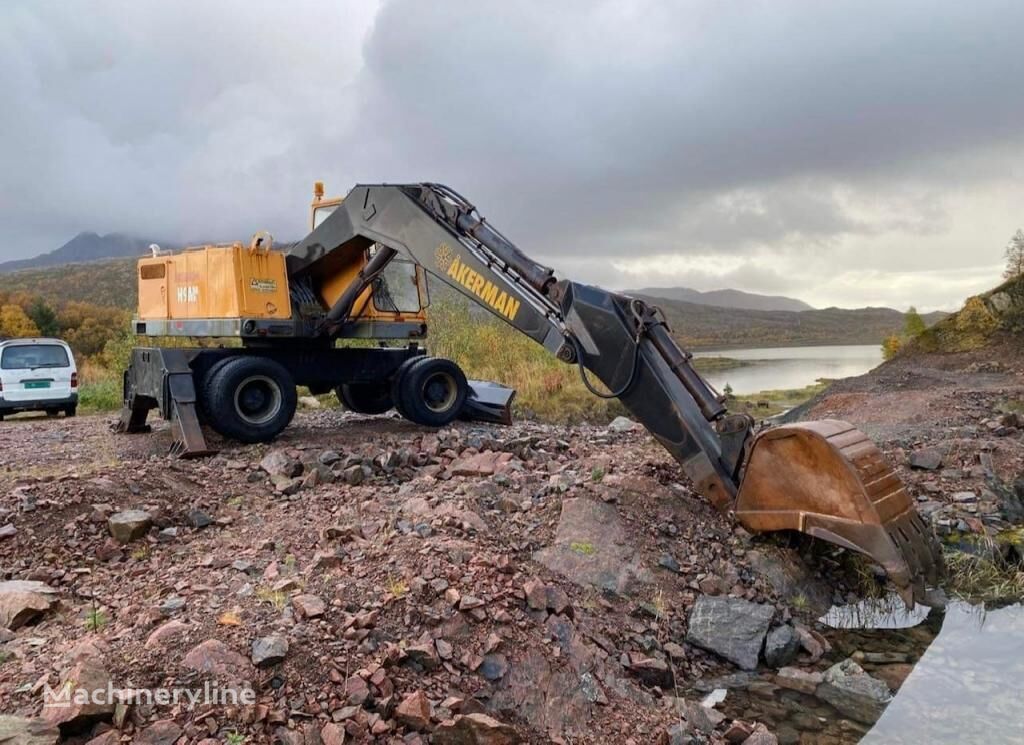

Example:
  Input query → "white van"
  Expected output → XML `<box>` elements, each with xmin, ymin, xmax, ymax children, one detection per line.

<box><xmin>0</xmin><ymin>338</ymin><xmax>78</xmax><ymax>419</ymax></box>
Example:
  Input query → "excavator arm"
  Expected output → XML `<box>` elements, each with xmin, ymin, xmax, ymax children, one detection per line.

<box><xmin>287</xmin><ymin>183</ymin><xmax>944</xmax><ymax>602</ymax></box>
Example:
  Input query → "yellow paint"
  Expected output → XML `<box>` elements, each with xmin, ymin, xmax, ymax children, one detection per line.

<box><xmin>137</xmin><ymin>243</ymin><xmax>291</xmax><ymax>320</ymax></box>
<box><xmin>444</xmin><ymin>255</ymin><xmax>520</xmax><ymax>321</ymax></box>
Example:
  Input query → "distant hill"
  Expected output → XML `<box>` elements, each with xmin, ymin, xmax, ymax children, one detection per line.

<box><xmin>632</xmin><ymin>293</ymin><xmax>947</xmax><ymax>349</ymax></box>
<box><xmin>628</xmin><ymin>286</ymin><xmax>814</xmax><ymax>312</ymax></box>
<box><xmin>0</xmin><ymin>232</ymin><xmax>158</xmax><ymax>273</ymax></box>
<box><xmin>0</xmin><ymin>255</ymin><xmax>948</xmax><ymax>350</ymax></box>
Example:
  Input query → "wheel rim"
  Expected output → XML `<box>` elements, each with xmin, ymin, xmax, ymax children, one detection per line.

<box><xmin>421</xmin><ymin>371</ymin><xmax>458</xmax><ymax>413</ymax></box>
<box><xmin>233</xmin><ymin>375</ymin><xmax>283</xmax><ymax>425</ymax></box>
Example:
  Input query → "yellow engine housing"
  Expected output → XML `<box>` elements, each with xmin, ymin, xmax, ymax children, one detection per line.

<box><xmin>137</xmin><ymin>242</ymin><xmax>292</xmax><ymax>322</ymax></box>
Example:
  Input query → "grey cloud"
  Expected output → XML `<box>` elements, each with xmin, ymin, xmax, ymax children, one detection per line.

<box><xmin>0</xmin><ymin>0</ymin><xmax>1021</xmax><ymax>310</ymax></box>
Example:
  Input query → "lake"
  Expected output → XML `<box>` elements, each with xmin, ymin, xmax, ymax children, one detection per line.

<box><xmin>693</xmin><ymin>344</ymin><xmax>884</xmax><ymax>396</ymax></box>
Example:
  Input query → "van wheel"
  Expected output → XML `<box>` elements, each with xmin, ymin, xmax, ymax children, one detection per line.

<box><xmin>65</xmin><ymin>406</ymin><xmax>77</xmax><ymax>418</ymax></box>
<box><xmin>336</xmin><ymin>383</ymin><xmax>393</xmax><ymax>415</ymax></box>
<box><xmin>392</xmin><ymin>357</ymin><xmax>468</xmax><ymax>428</ymax></box>
<box><xmin>46</xmin><ymin>409</ymin><xmax>58</xmax><ymax>418</ymax></box>
<box><xmin>202</xmin><ymin>356</ymin><xmax>297</xmax><ymax>443</ymax></box>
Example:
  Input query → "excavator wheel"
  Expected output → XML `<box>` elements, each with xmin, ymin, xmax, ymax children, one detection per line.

<box><xmin>390</xmin><ymin>357</ymin><xmax>422</xmax><ymax>422</ymax></box>
<box><xmin>392</xmin><ymin>357</ymin><xmax>468</xmax><ymax>428</ymax></box>
<box><xmin>336</xmin><ymin>382</ymin><xmax>393</xmax><ymax>415</ymax></box>
<box><xmin>202</xmin><ymin>356</ymin><xmax>298</xmax><ymax>443</ymax></box>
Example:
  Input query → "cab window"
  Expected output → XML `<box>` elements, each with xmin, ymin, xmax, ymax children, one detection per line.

<box><xmin>313</xmin><ymin>205</ymin><xmax>337</xmax><ymax>229</ymax></box>
<box><xmin>372</xmin><ymin>259</ymin><xmax>422</xmax><ymax>314</ymax></box>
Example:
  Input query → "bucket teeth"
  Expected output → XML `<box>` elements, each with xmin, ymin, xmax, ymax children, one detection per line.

<box><xmin>733</xmin><ymin>419</ymin><xmax>945</xmax><ymax>604</ymax></box>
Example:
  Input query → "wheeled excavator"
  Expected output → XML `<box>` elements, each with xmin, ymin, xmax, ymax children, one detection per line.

<box><xmin>118</xmin><ymin>182</ymin><xmax>944</xmax><ymax>602</ymax></box>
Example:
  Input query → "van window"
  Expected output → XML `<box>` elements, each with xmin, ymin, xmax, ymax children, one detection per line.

<box><xmin>1</xmin><ymin>344</ymin><xmax>70</xmax><ymax>370</ymax></box>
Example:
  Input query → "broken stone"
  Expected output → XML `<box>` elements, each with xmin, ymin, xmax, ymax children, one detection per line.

<box><xmin>478</xmin><ymin>653</ymin><xmax>509</xmax><ymax>681</ymax></box>
<box><xmin>816</xmin><ymin>658</ymin><xmax>892</xmax><ymax>724</ymax></box>
<box><xmin>395</xmin><ymin>690</ymin><xmax>433</xmax><ymax>731</ymax></box>
<box><xmin>522</xmin><ymin>578</ymin><xmax>547</xmax><ymax>611</ymax></box>
<box><xmin>292</xmin><ymin>594</ymin><xmax>326</xmax><ymax>619</ymax></box>
<box><xmin>107</xmin><ymin>509</ymin><xmax>152</xmax><ymax>543</ymax></box>
<box><xmin>433</xmin><ymin>713</ymin><xmax>521</xmax><ymax>744</ymax></box>
<box><xmin>0</xmin><ymin>716</ymin><xmax>59</xmax><ymax>744</ymax></box>
<box><xmin>534</xmin><ymin>498</ymin><xmax>652</xmax><ymax>595</ymax></box>
<box><xmin>182</xmin><ymin>639</ymin><xmax>253</xmax><ymax>683</ymax></box>
<box><xmin>260</xmin><ymin>450</ymin><xmax>302</xmax><ymax>477</ymax></box>
<box><xmin>145</xmin><ymin>619</ymin><xmax>189</xmax><ymax>649</ymax></box>
<box><xmin>628</xmin><ymin>655</ymin><xmax>673</xmax><ymax>688</ymax></box>
<box><xmin>134</xmin><ymin>720</ymin><xmax>183</xmax><ymax>745</ymax></box>
<box><xmin>775</xmin><ymin>667</ymin><xmax>823</xmax><ymax>695</ymax></box>
<box><xmin>686</xmin><ymin>595</ymin><xmax>773</xmax><ymax>670</ymax></box>
<box><xmin>0</xmin><ymin>580</ymin><xmax>58</xmax><ymax>630</ymax></box>
<box><xmin>607</xmin><ymin>416</ymin><xmax>637</xmax><ymax>433</ymax></box>
<box><xmin>251</xmin><ymin>635</ymin><xmax>289</xmax><ymax>667</ymax></box>
<box><xmin>187</xmin><ymin>509</ymin><xmax>213</xmax><ymax>529</ymax></box>
<box><xmin>42</xmin><ymin>655</ymin><xmax>115</xmax><ymax>732</ymax></box>
<box><xmin>763</xmin><ymin>625</ymin><xmax>800</xmax><ymax>668</ymax></box>
<box><xmin>908</xmin><ymin>448</ymin><xmax>943</xmax><ymax>470</ymax></box>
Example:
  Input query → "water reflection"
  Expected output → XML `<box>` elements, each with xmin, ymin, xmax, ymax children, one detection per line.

<box><xmin>818</xmin><ymin>594</ymin><xmax>932</xmax><ymax>630</ymax></box>
<box><xmin>694</xmin><ymin>345</ymin><xmax>883</xmax><ymax>395</ymax></box>
<box><xmin>862</xmin><ymin>602</ymin><xmax>1024</xmax><ymax>744</ymax></box>
<box><xmin>691</xmin><ymin>599</ymin><xmax>1024</xmax><ymax>743</ymax></box>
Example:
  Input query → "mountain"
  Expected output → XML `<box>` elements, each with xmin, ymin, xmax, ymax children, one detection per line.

<box><xmin>628</xmin><ymin>286</ymin><xmax>814</xmax><ymax>312</ymax></box>
<box><xmin>0</xmin><ymin>232</ymin><xmax>158</xmax><ymax>273</ymax></box>
<box><xmin>632</xmin><ymin>293</ymin><xmax>947</xmax><ymax>349</ymax></box>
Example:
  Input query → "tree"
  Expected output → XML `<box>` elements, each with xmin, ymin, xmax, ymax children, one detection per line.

<box><xmin>882</xmin><ymin>333</ymin><xmax>902</xmax><ymax>361</ymax></box>
<box><xmin>0</xmin><ymin>305</ymin><xmax>41</xmax><ymax>338</ymax></box>
<box><xmin>1006</xmin><ymin>229</ymin><xmax>1024</xmax><ymax>279</ymax></box>
<box><xmin>26</xmin><ymin>299</ymin><xmax>59</xmax><ymax>337</ymax></box>
<box><xmin>903</xmin><ymin>306</ymin><xmax>926</xmax><ymax>338</ymax></box>
<box><xmin>723</xmin><ymin>382</ymin><xmax>734</xmax><ymax>399</ymax></box>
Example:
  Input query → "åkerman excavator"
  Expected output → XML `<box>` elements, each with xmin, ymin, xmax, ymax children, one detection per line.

<box><xmin>117</xmin><ymin>182</ymin><xmax>944</xmax><ymax>602</ymax></box>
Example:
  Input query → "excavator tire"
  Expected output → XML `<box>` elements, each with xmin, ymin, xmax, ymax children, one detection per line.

<box><xmin>392</xmin><ymin>356</ymin><xmax>468</xmax><ymax>428</ymax></box>
<box><xmin>202</xmin><ymin>356</ymin><xmax>297</xmax><ymax>443</ymax></box>
<box><xmin>337</xmin><ymin>382</ymin><xmax>393</xmax><ymax>415</ymax></box>
<box><xmin>390</xmin><ymin>357</ymin><xmax>422</xmax><ymax>422</ymax></box>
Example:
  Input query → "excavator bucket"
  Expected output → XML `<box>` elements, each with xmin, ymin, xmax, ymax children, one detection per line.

<box><xmin>734</xmin><ymin>419</ymin><xmax>944</xmax><ymax>604</ymax></box>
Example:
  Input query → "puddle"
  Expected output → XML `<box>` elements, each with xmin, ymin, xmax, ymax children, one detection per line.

<box><xmin>862</xmin><ymin>601</ymin><xmax>1024</xmax><ymax>744</ymax></box>
<box><xmin>818</xmin><ymin>593</ymin><xmax>932</xmax><ymax>630</ymax></box>
<box><xmin>689</xmin><ymin>598</ymin><xmax>1024</xmax><ymax>744</ymax></box>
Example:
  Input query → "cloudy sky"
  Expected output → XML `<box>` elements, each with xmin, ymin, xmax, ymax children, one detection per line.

<box><xmin>2</xmin><ymin>1</ymin><xmax>1022</xmax><ymax>311</ymax></box>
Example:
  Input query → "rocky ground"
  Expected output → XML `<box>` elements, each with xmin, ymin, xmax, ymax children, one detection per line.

<box><xmin>0</xmin><ymin>339</ymin><xmax>1020</xmax><ymax>745</ymax></box>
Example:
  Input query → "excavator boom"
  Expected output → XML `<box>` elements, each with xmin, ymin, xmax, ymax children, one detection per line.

<box><xmin>287</xmin><ymin>183</ymin><xmax>944</xmax><ymax>602</ymax></box>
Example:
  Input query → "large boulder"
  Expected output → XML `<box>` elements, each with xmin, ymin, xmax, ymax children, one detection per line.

<box><xmin>41</xmin><ymin>655</ymin><xmax>115</xmax><ymax>732</ymax></box>
<box><xmin>534</xmin><ymin>498</ymin><xmax>652</xmax><ymax>595</ymax></box>
<box><xmin>685</xmin><ymin>596</ymin><xmax>773</xmax><ymax>670</ymax></box>
<box><xmin>815</xmin><ymin>658</ymin><xmax>892</xmax><ymax>724</ymax></box>
<box><xmin>0</xmin><ymin>580</ymin><xmax>58</xmax><ymax>630</ymax></box>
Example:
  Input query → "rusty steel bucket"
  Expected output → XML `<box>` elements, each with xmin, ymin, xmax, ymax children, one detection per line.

<box><xmin>734</xmin><ymin>419</ymin><xmax>944</xmax><ymax>604</ymax></box>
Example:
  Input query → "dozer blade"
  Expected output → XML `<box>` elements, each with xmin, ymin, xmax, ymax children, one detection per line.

<box><xmin>460</xmin><ymin>380</ymin><xmax>516</xmax><ymax>426</ymax></box>
<box><xmin>734</xmin><ymin>419</ymin><xmax>944</xmax><ymax>604</ymax></box>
